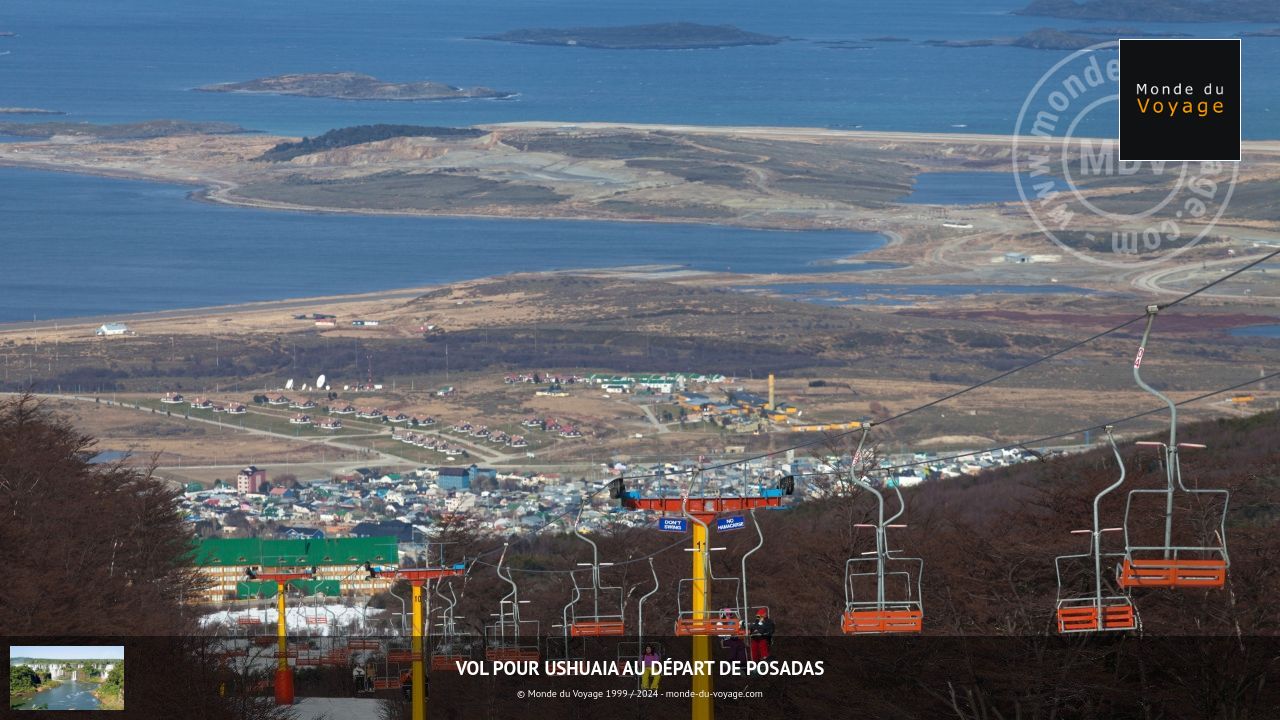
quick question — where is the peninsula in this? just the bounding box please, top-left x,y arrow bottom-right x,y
0,119 -> 246,139
924,28 -> 1097,50
197,72 -> 513,101
475,22 -> 785,50
1017,0 -> 1280,23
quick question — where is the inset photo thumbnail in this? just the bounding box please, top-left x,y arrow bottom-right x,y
9,645 -> 124,711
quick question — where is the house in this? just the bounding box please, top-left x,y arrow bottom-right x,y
160,392 -> 184,404
436,467 -> 471,491
678,392 -> 712,409
728,390 -> 769,408
236,466 -> 267,494
95,322 -> 128,336
350,520 -> 415,542
437,464 -> 496,491
276,526 -> 324,540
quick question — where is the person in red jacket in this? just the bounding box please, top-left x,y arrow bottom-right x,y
748,608 -> 774,661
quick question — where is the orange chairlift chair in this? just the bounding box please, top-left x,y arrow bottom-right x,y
612,469 -> 787,637
484,544 -> 542,661
431,579 -> 477,671
842,427 -> 925,635
674,479 -> 776,636
563,502 -> 627,639
1054,426 -> 1139,633
1119,306 -> 1230,590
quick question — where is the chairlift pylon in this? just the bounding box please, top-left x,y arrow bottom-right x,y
1054,426 -> 1139,633
841,427 -> 924,635
1119,306 -> 1230,590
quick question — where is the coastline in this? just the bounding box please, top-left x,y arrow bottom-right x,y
0,154 -> 880,234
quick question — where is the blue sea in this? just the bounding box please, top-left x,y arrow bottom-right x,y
3,0 -> 1278,320
0,167 -> 886,322
3,0 -> 1278,137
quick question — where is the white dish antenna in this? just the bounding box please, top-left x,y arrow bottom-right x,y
316,373 -> 327,389
285,378 -> 294,390
301,383 -> 309,391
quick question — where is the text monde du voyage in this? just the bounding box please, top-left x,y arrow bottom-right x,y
1134,83 -> 1229,118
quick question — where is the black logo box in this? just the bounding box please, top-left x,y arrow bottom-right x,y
1119,38 -> 1241,162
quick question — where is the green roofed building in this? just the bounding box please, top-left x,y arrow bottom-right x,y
193,536 -> 398,603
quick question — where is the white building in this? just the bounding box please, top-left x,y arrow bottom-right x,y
95,322 -> 129,336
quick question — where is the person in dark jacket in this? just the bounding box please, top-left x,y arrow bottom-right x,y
244,566 -> 257,580
748,608 -> 774,661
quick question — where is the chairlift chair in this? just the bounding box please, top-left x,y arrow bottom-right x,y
1119,307 -> 1229,590
1054,427 -> 1139,633
675,489 -> 745,637
617,558 -> 664,666
484,544 -> 541,661
431,580 -> 476,671
564,503 -> 626,638
842,427 -> 925,635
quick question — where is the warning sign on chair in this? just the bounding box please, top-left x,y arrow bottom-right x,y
717,516 -> 745,532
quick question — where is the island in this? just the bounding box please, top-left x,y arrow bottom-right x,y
0,107 -> 65,115
925,29 -> 1099,50
817,40 -> 873,50
0,120 -> 246,139
1067,26 -> 1191,37
196,72 -> 513,101
474,22 -> 785,50
1016,0 -> 1280,23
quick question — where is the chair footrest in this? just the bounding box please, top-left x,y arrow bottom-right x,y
1119,559 -> 1226,588
841,609 -> 923,634
570,621 -> 626,637
1056,603 -> 1136,633
485,648 -> 539,661
675,618 -> 742,636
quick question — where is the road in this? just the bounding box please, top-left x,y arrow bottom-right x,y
10,392 -> 423,468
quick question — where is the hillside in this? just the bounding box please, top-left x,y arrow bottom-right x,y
412,408 -> 1279,718
1018,0 -> 1280,22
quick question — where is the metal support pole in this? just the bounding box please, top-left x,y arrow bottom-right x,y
412,583 -> 425,720
691,521 -> 713,720
1132,308 -> 1177,558
274,581 -> 294,705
